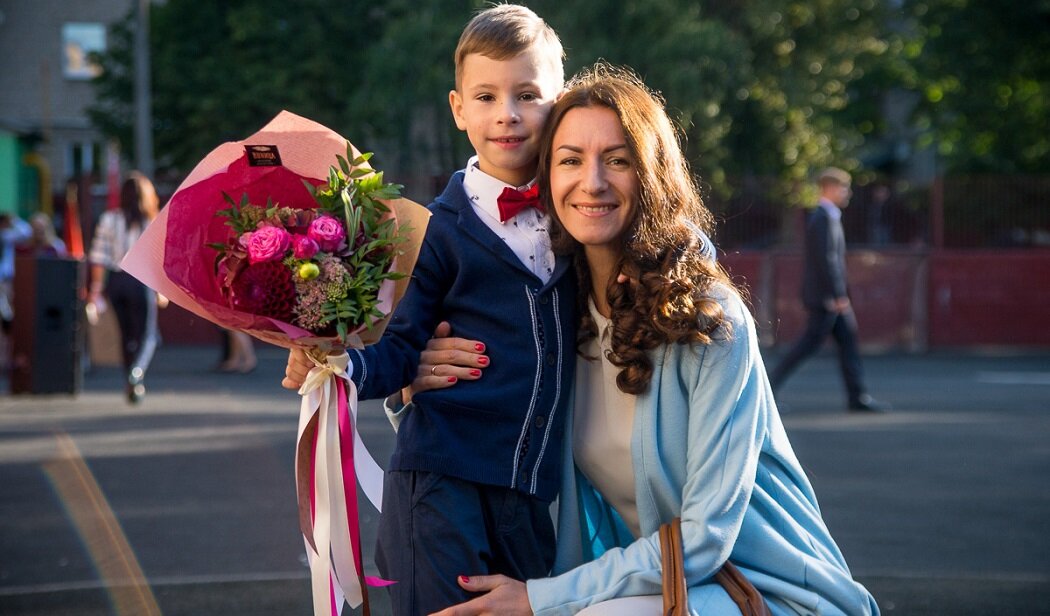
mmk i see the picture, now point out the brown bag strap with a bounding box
[714,560,773,616]
[659,518,688,616]
[659,518,773,616]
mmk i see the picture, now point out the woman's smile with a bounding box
[549,106,638,252]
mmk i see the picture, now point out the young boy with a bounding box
[287,6,572,614]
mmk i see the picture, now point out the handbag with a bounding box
[660,518,772,616]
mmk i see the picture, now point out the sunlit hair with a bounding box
[453,4,564,91]
[818,166,851,188]
[538,62,736,395]
[120,171,160,228]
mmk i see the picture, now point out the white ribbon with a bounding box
[296,351,386,615]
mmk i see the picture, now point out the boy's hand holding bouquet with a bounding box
[121,111,429,616]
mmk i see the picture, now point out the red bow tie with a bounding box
[497,185,544,223]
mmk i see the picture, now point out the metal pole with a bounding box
[134,0,154,177]
[930,174,944,250]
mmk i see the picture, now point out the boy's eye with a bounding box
[519,92,538,102]
[476,94,495,102]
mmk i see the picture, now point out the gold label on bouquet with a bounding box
[245,144,283,167]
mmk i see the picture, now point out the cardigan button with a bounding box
[539,295,549,305]
[546,353,556,365]
[534,415,546,428]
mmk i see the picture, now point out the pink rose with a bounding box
[308,216,347,253]
[292,235,319,259]
[245,225,291,264]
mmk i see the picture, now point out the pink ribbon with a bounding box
[296,352,392,616]
[336,379,395,590]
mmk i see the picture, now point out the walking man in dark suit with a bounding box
[769,167,887,413]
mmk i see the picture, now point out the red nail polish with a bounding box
[470,369,481,377]
[477,356,489,365]
[460,575,470,584]
[447,376,457,383]
[474,343,486,352]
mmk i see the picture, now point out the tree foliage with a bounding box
[898,0,1049,173]
[88,0,1045,211]
[544,0,893,201]
[90,0,380,176]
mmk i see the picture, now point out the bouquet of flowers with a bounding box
[210,146,405,345]
[121,111,429,616]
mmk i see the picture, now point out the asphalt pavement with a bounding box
[1,344,1047,615]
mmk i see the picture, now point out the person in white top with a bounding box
[0,213,32,329]
[88,171,162,404]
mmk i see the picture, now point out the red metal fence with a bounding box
[721,249,1050,350]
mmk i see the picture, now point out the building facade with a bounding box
[0,0,131,216]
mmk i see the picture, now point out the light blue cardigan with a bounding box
[526,286,879,615]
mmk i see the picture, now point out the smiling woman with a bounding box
[538,64,728,396]
[429,62,879,616]
[548,106,638,262]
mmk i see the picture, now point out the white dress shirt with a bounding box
[818,197,843,220]
[462,156,555,284]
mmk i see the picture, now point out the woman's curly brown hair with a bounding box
[537,63,738,395]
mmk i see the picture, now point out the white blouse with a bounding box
[572,300,640,538]
[89,210,144,272]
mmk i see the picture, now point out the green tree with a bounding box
[535,0,892,206]
[90,1,381,177]
[900,0,1049,173]
[90,0,893,208]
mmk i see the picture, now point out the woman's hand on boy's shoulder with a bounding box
[410,320,489,396]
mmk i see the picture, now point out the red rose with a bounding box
[307,216,347,252]
[245,225,292,264]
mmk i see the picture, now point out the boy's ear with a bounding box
[448,90,468,131]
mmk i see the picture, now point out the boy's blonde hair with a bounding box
[454,4,565,90]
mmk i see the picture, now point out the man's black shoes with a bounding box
[849,394,889,413]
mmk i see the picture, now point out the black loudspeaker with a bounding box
[10,256,85,395]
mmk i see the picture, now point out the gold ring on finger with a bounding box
[431,365,438,376]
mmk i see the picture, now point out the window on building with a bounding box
[65,142,101,180]
[62,22,106,80]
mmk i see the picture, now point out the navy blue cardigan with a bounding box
[348,172,576,502]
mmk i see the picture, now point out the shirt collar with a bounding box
[818,197,842,220]
[462,156,537,223]
[587,297,614,348]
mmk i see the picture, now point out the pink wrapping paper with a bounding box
[120,111,430,616]
[121,109,430,349]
